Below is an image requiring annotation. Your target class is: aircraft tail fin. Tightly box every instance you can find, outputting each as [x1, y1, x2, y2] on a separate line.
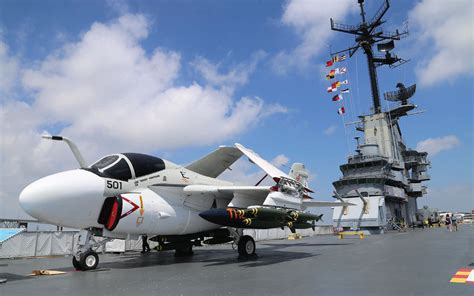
[288, 163, 309, 188]
[186, 146, 243, 178]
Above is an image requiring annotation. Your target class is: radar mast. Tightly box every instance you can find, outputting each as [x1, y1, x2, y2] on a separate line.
[330, 0, 408, 113]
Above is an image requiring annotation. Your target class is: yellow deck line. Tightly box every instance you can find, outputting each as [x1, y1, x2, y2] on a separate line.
[450, 278, 467, 283]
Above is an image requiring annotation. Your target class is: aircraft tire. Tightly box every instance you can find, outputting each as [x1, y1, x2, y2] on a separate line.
[79, 250, 99, 271]
[174, 245, 194, 257]
[72, 256, 81, 270]
[238, 235, 255, 256]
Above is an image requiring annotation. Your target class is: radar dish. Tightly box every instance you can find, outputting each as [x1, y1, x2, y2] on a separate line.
[383, 83, 416, 104]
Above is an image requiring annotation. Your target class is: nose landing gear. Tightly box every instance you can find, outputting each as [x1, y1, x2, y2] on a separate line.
[73, 250, 99, 270]
[73, 229, 111, 271]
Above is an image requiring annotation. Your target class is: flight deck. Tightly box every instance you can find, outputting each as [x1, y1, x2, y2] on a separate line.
[1, 225, 473, 296]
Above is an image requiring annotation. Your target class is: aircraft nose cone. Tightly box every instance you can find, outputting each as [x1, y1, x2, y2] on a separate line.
[19, 169, 105, 227]
[19, 182, 42, 219]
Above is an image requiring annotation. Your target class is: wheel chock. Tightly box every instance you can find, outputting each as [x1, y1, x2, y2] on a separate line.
[288, 233, 302, 240]
[338, 231, 365, 240]
[30, 270, 67, 276]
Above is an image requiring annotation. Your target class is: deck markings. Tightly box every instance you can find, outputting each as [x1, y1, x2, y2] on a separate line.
[450, 268, 474, 284]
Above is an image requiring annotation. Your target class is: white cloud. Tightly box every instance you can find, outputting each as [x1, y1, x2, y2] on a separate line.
[409, 0, 474, 86]
[0, 14, 286, 218]
[19, 14, 284, 152]
[0, 41, 19, 96]
[416, 135, 461, 156]
[323, 124, 337, 135]
[272, 0, 356, 74]
[0, 100, 77, 218]
[271, 154, 289, 168]
[106, 0, 130, 15]
[191, 50, 267, 92]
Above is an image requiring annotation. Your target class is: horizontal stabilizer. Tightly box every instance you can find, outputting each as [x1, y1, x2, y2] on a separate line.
[186, 146, 243, 178]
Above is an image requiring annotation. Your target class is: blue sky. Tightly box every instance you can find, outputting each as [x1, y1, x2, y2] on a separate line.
[0, 0, 472, 219]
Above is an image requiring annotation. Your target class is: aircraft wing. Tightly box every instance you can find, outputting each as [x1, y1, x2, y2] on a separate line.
[183, 185, 270, 196]
[183, 185, 353, 209]
[186, 146, 243, 178]
[302, 200, 354, 207]
[183, 184, 270, 208]
[234, 143, 290, 181]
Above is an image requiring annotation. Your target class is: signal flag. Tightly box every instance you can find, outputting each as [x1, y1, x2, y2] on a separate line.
[326, 69, 336, 80]
[335, 67, 347, 74]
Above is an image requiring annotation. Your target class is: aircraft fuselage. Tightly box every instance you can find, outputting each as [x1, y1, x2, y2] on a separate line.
[20, 164, 232, 237]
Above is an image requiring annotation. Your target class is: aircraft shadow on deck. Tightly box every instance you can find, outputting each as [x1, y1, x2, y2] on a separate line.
[0, 273, 32, 282]
[198, 242, 352, 267]
[0, 242, 354, 279]
[199, 249, 318, 268]
[260, 242, 353, 248]
[95, 241, 354, 269]
[199, 242, 353, 268]
[94, 250, 309, 269]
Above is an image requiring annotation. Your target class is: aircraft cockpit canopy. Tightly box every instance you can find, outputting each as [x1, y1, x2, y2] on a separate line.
[87, 153, 166, 181]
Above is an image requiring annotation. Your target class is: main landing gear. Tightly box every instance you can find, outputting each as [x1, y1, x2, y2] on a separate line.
[229, 228, 256, 258]
[152, 236, 197, 257]
[238, 235, 256, 256]
[73, 229, 111, 271]
[174, 245, 194, 257]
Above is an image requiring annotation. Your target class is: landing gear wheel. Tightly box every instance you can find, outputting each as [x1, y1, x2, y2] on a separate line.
[72, 256, 81, 270]
[238, 235, 256, 257]
[79, 250, 99, 271]
[174, 245, 194, 257]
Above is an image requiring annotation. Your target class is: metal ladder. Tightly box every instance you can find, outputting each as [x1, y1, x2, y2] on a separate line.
[387, 217, 403, 231]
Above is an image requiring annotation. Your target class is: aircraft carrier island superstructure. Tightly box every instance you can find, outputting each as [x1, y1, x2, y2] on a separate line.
[330, 0, 430, 233]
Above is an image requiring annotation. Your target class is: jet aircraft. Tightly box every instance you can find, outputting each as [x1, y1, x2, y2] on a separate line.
[19, 136, 352, 271]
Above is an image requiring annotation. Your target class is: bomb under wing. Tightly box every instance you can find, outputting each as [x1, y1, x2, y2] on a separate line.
[199, 207, 323, 230]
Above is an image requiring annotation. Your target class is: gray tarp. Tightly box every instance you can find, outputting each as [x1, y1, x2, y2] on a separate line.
[0, 226, 333, 258]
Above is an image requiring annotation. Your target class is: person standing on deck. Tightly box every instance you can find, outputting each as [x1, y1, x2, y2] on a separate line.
[445, 214, 452, 232]
[141, 234, 150, 253]
[451, 215, 458, 231]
